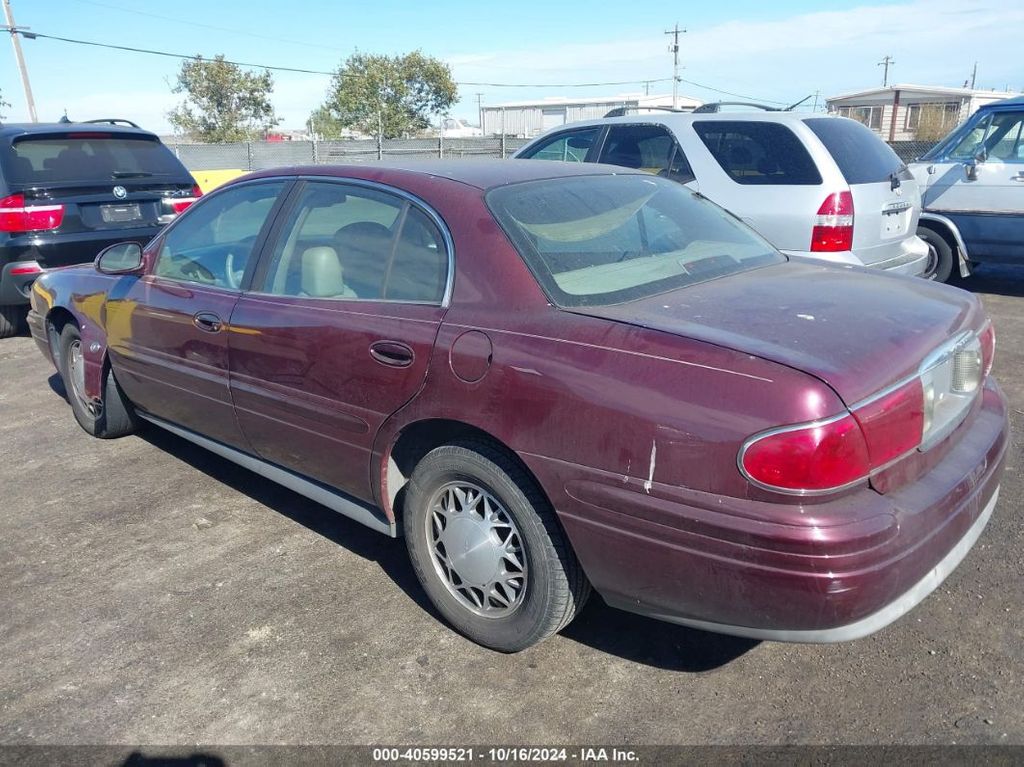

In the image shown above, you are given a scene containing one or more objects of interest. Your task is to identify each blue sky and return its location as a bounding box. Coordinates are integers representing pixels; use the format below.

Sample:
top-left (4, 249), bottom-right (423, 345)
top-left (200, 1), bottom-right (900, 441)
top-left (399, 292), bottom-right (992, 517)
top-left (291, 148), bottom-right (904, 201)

top-left (1, 0), bottom-right (1020, 133)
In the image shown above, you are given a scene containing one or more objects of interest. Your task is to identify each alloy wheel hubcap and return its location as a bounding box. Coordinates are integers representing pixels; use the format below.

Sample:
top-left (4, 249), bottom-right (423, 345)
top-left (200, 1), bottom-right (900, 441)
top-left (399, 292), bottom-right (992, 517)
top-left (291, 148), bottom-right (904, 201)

top-left (426, 481), bottom-right (527, 618)
top-left (923, 242), bottom-right (939, 280)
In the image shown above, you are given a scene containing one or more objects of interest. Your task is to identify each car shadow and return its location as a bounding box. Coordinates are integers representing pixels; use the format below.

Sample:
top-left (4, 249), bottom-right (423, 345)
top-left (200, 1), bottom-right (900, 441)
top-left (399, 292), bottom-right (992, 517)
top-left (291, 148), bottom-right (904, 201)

top-left (953, 263), bottom-right (1024, 297)
top-left (44, 371), bottom-right (756, 671)
top-left (137, 420), bottom-right (756, 671)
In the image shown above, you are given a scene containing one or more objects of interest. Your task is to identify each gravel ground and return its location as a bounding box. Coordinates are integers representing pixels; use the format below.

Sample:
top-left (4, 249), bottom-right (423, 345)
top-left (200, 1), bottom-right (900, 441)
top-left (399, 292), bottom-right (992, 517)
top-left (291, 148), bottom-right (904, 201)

top-left (0, 265), bottom-right (1021, 747)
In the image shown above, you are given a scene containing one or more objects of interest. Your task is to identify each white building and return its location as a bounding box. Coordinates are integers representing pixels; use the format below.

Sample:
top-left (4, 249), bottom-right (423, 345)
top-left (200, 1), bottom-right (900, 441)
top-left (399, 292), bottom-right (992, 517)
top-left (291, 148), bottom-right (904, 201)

top-left (825, 84), bottom-right (1020, 141)
top-left (480, 93), bottom-right (702, 137)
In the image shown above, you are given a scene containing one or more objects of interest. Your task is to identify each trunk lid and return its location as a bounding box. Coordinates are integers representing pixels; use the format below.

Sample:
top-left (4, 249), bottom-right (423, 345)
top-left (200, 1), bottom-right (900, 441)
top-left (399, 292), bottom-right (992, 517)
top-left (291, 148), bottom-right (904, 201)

top-left (569, 259), bottom-right (985, 405)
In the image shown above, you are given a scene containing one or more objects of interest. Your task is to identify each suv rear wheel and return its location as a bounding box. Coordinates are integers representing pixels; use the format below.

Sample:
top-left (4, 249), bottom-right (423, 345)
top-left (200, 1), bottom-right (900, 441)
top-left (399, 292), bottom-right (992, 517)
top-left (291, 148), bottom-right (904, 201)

top-left (0, 305), bottom-right (24, 339)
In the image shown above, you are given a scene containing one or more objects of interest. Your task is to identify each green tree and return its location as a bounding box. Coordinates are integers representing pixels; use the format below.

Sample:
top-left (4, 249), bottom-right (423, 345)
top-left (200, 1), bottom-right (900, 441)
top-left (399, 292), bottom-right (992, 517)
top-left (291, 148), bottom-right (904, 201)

top-left (307, 104), bottom-right (347, 140)
top-left (319, 51), bottom-right (457, 139)
top-left (168, 55), bottom-right (279, 142)
top-left (0, 89), bottom-right (9, 121)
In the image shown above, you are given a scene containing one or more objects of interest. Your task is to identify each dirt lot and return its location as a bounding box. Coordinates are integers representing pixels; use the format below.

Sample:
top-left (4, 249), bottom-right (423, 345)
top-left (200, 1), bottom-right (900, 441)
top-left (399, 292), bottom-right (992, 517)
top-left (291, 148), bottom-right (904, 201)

top-left (1, 266), bottom-right (1021, 746)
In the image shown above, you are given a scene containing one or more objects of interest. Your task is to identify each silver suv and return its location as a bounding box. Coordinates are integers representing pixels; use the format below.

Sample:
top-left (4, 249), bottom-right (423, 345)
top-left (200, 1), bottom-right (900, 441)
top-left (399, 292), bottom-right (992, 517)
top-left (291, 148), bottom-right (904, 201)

top-left (514, 111), bottom-right (929, 276)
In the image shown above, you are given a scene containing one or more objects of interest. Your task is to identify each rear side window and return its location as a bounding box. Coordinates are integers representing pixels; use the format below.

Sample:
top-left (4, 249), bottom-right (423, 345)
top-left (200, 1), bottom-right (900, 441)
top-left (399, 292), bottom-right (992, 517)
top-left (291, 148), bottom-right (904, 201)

top-left (692, 121), bottom-right (822, 185)
top-left (599, 124), bottom-right (695, 183)
top-left (4, 134), bottom-right (187, 185)
top-left (804, 117), bottom-right (904, 184)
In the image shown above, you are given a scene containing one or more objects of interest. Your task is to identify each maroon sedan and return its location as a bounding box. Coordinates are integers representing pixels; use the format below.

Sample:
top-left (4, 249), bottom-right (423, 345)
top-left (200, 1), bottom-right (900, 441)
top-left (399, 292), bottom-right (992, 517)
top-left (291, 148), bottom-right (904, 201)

top-left (27, 161), bottom-right (1007, 652)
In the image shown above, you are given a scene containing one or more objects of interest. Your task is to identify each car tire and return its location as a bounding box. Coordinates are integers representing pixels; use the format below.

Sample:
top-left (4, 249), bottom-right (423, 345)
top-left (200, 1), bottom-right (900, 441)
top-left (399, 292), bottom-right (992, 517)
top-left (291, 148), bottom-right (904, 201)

top-left (0, 304), bottom-right (25, 339)
top-left (918, 227), bottom-right (954, 283)
top-left (58, 324), bottom-right (137, 439)
top-left (403, 441), bottom-right (591, 652)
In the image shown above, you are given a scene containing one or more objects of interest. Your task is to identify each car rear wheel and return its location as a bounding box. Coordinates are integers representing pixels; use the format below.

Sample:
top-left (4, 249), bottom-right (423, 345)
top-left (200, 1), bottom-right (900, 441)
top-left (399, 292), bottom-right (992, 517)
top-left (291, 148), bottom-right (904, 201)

top-left (918, 227), bottom-right (954, 283)
top-left (403, 441), bottom-right (590, 652)
top-left (0, 304), bottom-right (25, 339)
top-left (58, 324), bottom-right (137, 439)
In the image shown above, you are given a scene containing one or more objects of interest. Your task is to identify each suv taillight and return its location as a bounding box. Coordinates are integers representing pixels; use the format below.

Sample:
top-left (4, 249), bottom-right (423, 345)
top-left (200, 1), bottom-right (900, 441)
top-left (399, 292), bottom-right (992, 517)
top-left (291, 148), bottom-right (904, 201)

top-left (166, 184), bottom-right (202, 215)
top-left (740, 326), bottom-right (993, 494)
top-left (0, 193), bottom-right (65, 233)
top-left (810, 191), bottom-right (854, 252)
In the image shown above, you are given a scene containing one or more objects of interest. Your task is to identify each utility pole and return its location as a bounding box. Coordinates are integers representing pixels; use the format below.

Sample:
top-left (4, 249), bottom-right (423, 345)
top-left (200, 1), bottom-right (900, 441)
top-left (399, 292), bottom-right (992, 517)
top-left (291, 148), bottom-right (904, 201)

top-left (878, 55), bottom-right (895, 87)
top-left (811, 90), bottom-right (821, 113)
top-left (2, 0), bottom-right (37, 122)
top-left (970, 61), bottom-right (978, 89)
top-left (475, 92), bottom-right (484, 132)
top-left (664, 23), bottom-right (685, 109)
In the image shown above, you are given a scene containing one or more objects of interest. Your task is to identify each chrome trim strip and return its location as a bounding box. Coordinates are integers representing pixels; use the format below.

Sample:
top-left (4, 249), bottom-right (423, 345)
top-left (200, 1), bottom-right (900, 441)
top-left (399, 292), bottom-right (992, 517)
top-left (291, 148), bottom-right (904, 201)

top-left (611, 487), bottom-right (998, 643)
top-left (137, 412), bottom-right (396, 537)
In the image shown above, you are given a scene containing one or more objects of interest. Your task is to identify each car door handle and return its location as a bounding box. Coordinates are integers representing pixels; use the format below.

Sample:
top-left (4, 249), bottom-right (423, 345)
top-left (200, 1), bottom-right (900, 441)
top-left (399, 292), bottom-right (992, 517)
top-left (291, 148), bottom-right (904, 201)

top-left (192, 311), bottom-right (223, 333)
top-left (369, 340), bottom-right (414, 368)
top-left (1012, 172), bottom-right (1024, 182)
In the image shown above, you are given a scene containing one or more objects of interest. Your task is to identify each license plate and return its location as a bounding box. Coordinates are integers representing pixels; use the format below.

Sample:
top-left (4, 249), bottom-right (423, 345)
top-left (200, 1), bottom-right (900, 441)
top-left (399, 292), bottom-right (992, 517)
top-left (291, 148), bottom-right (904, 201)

top-left (880, 205), bottom-right (910, 239)
top-left (100, 203), bottom-right (142, 223)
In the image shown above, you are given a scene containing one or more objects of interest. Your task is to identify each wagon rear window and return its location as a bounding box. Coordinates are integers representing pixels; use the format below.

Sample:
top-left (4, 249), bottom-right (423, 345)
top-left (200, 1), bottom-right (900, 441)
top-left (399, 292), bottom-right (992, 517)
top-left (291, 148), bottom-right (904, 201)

top-left (487, 174), bottom-right (783, 307)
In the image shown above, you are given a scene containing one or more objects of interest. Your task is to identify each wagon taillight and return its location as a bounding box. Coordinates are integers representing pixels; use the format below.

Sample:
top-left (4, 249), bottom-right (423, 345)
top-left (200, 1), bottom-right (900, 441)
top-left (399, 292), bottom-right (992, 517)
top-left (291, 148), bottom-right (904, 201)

top-left (810, 190), bottom-right (854, 252)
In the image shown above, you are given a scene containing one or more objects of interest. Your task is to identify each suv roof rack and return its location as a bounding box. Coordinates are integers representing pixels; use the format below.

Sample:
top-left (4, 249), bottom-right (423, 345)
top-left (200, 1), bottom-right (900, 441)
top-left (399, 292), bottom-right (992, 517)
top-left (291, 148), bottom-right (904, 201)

top-left (81, 118), bottom-right (142, 128)
top-left (692, 102), bottom-right (781, 114)
top-left (603, 105), bottom-right (694, 118)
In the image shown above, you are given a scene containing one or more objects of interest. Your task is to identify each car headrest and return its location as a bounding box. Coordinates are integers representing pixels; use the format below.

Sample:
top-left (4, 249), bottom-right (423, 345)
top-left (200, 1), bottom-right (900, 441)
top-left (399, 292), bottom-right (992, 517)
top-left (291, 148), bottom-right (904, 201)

top-left (300, 246), bottom-right (347, 298)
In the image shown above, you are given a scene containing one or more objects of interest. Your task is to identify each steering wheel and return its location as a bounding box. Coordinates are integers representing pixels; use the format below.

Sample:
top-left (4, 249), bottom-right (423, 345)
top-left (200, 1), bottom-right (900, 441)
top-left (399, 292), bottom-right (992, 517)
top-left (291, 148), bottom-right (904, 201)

top-left (224, 236), bottom-right (257, 290)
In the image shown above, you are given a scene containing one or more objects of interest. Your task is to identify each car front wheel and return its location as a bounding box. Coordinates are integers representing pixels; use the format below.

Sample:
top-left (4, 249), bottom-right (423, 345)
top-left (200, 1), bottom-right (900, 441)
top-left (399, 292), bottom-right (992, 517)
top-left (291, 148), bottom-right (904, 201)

top-left (918, 227), bottom-right (954, 283)
top-left (58, 324), bottom-right (137, 439)
top-left (403, 441), bottom-right (590, 652)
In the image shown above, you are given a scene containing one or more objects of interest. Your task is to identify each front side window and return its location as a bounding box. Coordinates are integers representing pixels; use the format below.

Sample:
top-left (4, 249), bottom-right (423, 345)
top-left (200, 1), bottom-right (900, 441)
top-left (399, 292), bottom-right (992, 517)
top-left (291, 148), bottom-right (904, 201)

top-left (154, 181), bottom-right (285, 289)
top-left (599, 125), bottom-right (695, 184)
top-left (519, 128), bottom-right (600, 162)
top-left (692, 121), bottom-right (822, 185)
top-left (260, 182), bottom-right (447, 303)
top-left (487, 174), bottom-right (783, 308)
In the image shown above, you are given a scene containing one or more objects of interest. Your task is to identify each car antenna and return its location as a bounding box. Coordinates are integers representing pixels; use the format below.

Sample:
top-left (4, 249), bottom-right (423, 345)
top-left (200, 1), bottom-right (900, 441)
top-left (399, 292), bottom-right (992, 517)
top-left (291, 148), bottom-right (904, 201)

top-left (783, 95), bottom-right (813, 112)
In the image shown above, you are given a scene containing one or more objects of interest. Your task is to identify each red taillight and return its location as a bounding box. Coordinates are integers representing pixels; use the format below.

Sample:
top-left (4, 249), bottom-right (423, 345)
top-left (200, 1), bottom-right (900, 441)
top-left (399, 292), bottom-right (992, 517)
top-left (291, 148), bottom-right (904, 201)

top-left (740, 413), bottom-right (871, 493)
top-left (979, 321), bottom-right (995, 378)
top-left (9, 262), bottom-right (42, 276)
top-left (810, 191), bottom-right (854, 252)
top-left (168, 184), bottom-right (203, 215)
top-left (851, 379), bottom-right (925, 469)
top-left (0, 193), bottom-right (65, 233)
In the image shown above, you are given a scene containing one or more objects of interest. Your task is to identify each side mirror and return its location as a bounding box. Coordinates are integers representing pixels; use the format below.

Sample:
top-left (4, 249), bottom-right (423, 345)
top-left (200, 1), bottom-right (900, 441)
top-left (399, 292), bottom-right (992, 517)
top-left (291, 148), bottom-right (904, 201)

top-left (975, 147), bottom-right (988, 164)
top-left (963, 159), bottom-right (978, 181)
top-left (95, 242), bottom-right (144, 275)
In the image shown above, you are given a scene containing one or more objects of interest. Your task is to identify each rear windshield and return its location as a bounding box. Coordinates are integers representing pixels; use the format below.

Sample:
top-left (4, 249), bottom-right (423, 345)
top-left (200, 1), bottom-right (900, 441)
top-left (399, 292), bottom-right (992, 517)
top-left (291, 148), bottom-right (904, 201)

top-left (804, 117), bottom-right (904, 184)
top-left (4, 134), bottom-right (188, 186)
top-left (692, 120), bottom-right (822, 185)
top-left (487, 174), bottom-right (784, 308)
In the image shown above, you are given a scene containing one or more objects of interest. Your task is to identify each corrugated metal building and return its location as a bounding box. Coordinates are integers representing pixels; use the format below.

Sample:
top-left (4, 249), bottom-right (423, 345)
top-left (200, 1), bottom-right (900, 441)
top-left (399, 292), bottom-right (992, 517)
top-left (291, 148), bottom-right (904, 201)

top-left (480, 93), bottom-right (702, 137)
top-left (825, 84), bottom-right (1019, 142)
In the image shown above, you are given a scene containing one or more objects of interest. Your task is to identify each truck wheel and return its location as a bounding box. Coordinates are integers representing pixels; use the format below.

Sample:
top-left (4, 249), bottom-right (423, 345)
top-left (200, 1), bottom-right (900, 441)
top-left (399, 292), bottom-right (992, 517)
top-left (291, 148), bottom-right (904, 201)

top-left (918, 227), bottom-right (954, 283)
top-left (58, 324), bottom-right (137, 439)
top-left (0, 304), bottom-right (24, 339)
top-left (403, 441), bottom-right (591, 652)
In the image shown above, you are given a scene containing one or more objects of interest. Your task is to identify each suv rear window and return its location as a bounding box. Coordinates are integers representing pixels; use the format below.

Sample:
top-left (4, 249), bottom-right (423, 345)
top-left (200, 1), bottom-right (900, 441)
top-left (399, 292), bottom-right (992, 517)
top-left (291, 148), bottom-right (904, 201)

top-left (4, 134), bottom-right (188, 186)
top-left (487, 174), bottom-right (783, 307)
top-left (804, 117), bottom-right (904, 184)
top-left (692, 120), bottom-right (821, 185)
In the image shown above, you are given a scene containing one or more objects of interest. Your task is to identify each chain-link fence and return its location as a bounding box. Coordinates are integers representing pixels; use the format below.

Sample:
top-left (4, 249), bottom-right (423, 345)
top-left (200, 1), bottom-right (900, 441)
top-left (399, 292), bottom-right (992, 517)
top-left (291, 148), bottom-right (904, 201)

top-left (170, 137), bottom-right (533, 172)
top-left (171, 136), bottom-right (939, 175)
top-left (888, 140), bottom-right (937, 163)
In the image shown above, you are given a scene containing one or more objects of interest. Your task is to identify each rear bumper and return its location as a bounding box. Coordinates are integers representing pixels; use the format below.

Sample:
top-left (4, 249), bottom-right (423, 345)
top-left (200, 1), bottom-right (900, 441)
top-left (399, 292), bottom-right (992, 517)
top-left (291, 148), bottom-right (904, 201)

top-left (0, 227), bottom-right (160, 305)
top-left (782, 234), bottom-right (930, 277)
top-left (526, 380), bottom-right (1008, 642)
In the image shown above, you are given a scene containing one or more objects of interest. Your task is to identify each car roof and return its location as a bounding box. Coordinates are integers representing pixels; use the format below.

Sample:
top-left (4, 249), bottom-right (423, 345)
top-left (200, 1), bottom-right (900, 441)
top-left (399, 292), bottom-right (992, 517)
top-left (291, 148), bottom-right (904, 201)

top-left (244, 159), bottom-right (644, 191)
top-left (541, 110), bottom-right (828, 132)
top-left (979, 95), bottom-right (1024, 110)
top-left (0, 122), bottom-right (160, 141)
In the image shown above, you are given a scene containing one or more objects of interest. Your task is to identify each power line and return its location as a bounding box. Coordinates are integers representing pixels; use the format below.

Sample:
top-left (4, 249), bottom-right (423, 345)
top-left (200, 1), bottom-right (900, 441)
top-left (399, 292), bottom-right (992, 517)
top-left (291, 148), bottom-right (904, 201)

top-left (74, 0), bottom-right (343, 52)
top-left (20, 30), bottom-right (678, 89)
top-left (677, 76), bottom-right (789, 105)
